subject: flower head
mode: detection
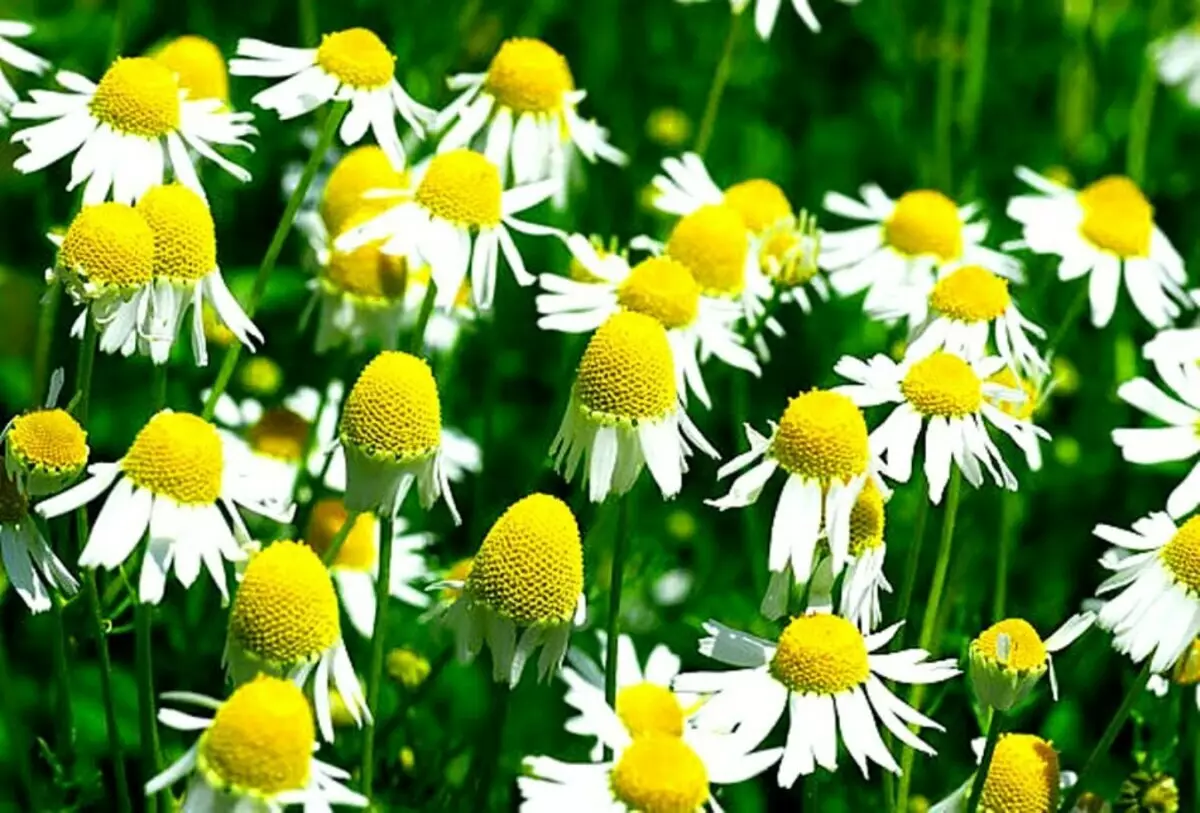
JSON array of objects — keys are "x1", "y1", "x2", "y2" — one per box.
[
  {"x1": 154, "y1": 35, "x2": 229, "y2": 103},
  {"x1": 3, "y1": 406, "x2": 88, "y2": 497},
  {"x1": 968, "y1": 614, "x2": 1092, "y2": 711}
]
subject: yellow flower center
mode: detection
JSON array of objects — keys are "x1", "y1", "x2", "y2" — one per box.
[
  {"x1": 198, "y1": 676, "x2": 314, "y2": 796},
  {"x1": 59, "y1": 203, "x2": 155, "y2": 293},
  {"x1": 7, "y1": 409, "x2": 89, "y2": 478},
  {"x1": 340, "y1": 351, "x2": 442, "y2": 463},
  {"x1": 988, "y1": 368, "x2": 1037, "y2": 421},
  {"x1": 772, "y1": 390, "x2": 870, "y2": 483},
  {"x1": 246, "y1": 408, "x2": 309, "y2": 463},
  {"x1": 615, "y1": 682, "x2": 685, "y2": 738},
  {"x1": 321, "y1": 145, "x2": 409, "y2": 236},
  {"x1": 901, "y1": 351, "x2": 983, "y2": 417},
  {"x1": 1160, "y1": 516, "x2": 1200, "y2": 594},
  {"x1": 575, "y1": 311, "x2": 676, "y2": 423},
  {"x1": 415, "y1": 149, "x2": 503, "y2": 229},
  {"x1": 665, "y1": 204, "x2": 749, "y2": 297},
  {"x1": 883, "y1": 190, "x2": 963, "y2": 261},
  {"x1": 325, "y1": 212, "x2": 409, "y2": 301},
  {"x1": 315, "y1": 28, "x2": 395, "y2": 90},
  {"x1": 609, "y1": 734, "x2": 709, "y2": 813},
  {"x1": 615, "y1": 257, "x2": 701, "y2": 330},
  {"x1": 306, "y1": 498, "x2": 377, "y2": 572},
  {"x1": 484, "y1": 38, "x2": 574, "y2": 114},
  {"x1": 979, "y1": 734, "x2": 1061, "y2": 813},
  {"x1": 136, "y1": 184, "x2": 217, "y2": 283},
  {"x1": 154, "y1": 35, "x2": 228, "y2": 102},
  {"x1": 769, "y1": 613, "x2": 870, "y2": 695},
  {"x1": 1078, "y1": 175, "x2": 1153, "y2": 258},
  {"x1": 230, "y1": 541, "x2": 340, "y2": 665},
  {"x1": 122, "y1": 411, "x2": 222, "y2": 504},
  {"x1": 849, "y1": 478, "x2": 886, "y2": 556},
  {"x1": 89, "y1": 57, "x2": 181, "y2": 138},
  {"x1": 1171, "y1": 638, "x2": 1200, "y2": 685},
  {"x1": 0, "y1": 472, "x2": 28, "y2": 524},
  {"x1": 723, "y1": 179, "x2": 792, "y2": 234},
  {"x1": 972, "y1": 618, "x2": 1048, "y2": 672},
  {"x1": 386, "y1": 648, "x2": 432, "y2": 688},
  {"x1": 467, "y1": 493, "x2": 582, "y2": 625},
  {"x1": 929, "y1": 265, "x2": 1010, "y2": 323}
]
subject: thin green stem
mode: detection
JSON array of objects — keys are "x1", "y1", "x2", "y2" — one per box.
[
  {"x1": 992, "y1": 491, "x2": 1019, "y2": 622},
  {"x1": 0, "y1": 623, "x2": 35, "y2": 809},
  {"x1": 134, "y1": 603, "x2": 163, "y2": 813},
  {"x1": 33, "y1": 279, "x2": 61, "y2": 403},
  {"x1": 321, "y1": 511, "x2": 361, "y2": 566},
  {"x1": 1126, "y1": 0, "x2": 1172, "y2": 186},
  {"x1": 84, "y1": 569, "x2": 132, "y2": 813},
  {"x1": 48, "y1": 594, "x2": 74, "y2": 757},
  {"x1": 604, "y1": 497, "x2": 632, "y2": 711},
  {"x1": 73, "y1": 317, "x2": 99, "y2": 424},
  {"x1": 299, "y1": 0, "x2": 318, "y2": 47},
  {"x1": 150, "y1": 364, "x2": 168, "y2": 413},
  {"x1": 409, "y1": 281, "x2": 439, "y2": 356},
  {"x1": 931, "y1": 0, "x2": 961, "y2": 191},
  {"x1": 966, "y1": 711, "x2": 1004, "y2": 812},
  {"x1": 361, "y1": 511, "x2": 396, "y2": 794},
  {"x1": 893, "y1": 471, "x2": 930, "y2": 649},
  {"x1": 694, "y1": 11, "x2": 741, "y2": 158},
  {"x1": 958, "y1": 0, "x2": 993, "y2": 154},
  {"x1": 1044, "y1": 283, "x2": 1090, "y2": 361}
]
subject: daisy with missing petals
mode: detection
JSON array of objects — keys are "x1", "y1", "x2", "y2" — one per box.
[
  {"x1": 1006, "y1": 168, "x2": 1189, "y2": 328},
  {"x1": 36, "y1": 409, "x2": 292, "y2": 604},
  {"x1": 0, "y1": 22, "x2": 48, "y2": 125},
  {"x1": 147, "y1": 675, "x2": 366, "y2": 811},
  {"x1": 442, "y1": 493, "x2": 585, "y2": 687},
  {"x1": 11, "y1": 56, "x2": 254, "y2": 204},
  {"x1": 2, "y1": 371, "x2": 89, "y2": 498},
  {"x1": 1152, "y1": 26, "x2": 1200, "y2": 108},
  {"x1": 967, "y1": 614, "x2": 1093, "y2": 711},
  {"x1": 230, "y1": 29, "x2": 431, "y2": 166},
  {"x1": 152, "y1": 35, "x2": 230, "y2": 106},
  {"x1": 225, "y1": 540, "x2": 369, "y2": 742},
  {"x1": 551, "y1": 311, "x2": 718, "y2": 503},
  {"x1": 675, "y1": 612, "x2": 959, "y2": 786},
  {"x1": 930, "y1": 734, "x2": 1075, "y2": 813},
  {"x1": 1112, "y1": 370, "x2": 1200, "y2": 518},
  {"x1": 0, "y1": 470, "x2": 78, "y2": 614}
]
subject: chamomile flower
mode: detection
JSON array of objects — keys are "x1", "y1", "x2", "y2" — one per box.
[
  {"x1": 442, "y1": 493, "x2": 585, "y2": 687},
  {"x1": 967, "y1": 614, "x2": 1094, "y2": 711},
  {"x1": 651, "y1": 153, "x2": 794, "y2": 236},
  {"x1": 1112, "y1": 372, "x2": 1200, "y2": 519},
  {"x1": 0, "y1": 470, "x2": 78, "y2": 613},
  {"x1": 36, "y1": 409, "x2": 293, "y2": 604},
  {"x1": 536, "y1": 238, "x2": 759, "y2": 408},
  {"x1": 551, "y1": 310, "x2": 718, "y2": 502},
  {"x1": 1153, "y1": 26, "x2": 1200, "y2": 107},
  {"x1": 1148, "y1": 637, "x2": 1200, "y2": 710},
  {"x1": 0, "y1": 22, "x2": 49, "y2": 125},
  {"x1": 929, "y1": 734, "x2": 1076, "y2": 813},
  {"x1": 1006, "y1": 168, "x2": 1190, "y2": 329},
  {"x1": 314, "y1": 144, "x2": 411, "y2": 238},
  {"x1": 675, "y1": 0, "x2": 857, "y2": 38},
  {"x1": 230, "y1": 29, "x2": 431, "y2": 167},
  {"x1": 675, "y1": 613, "x2": 959, "y2": 786},
  {"x1": 2, "y1": 371, "x2": 89, "y2": 497},
  {"x1": 146, "y1": 676, "x2": 367, "y2": 811},
  {"x1": 10, "y1": 56, "x2": 255, "y2": 204},
  {"x1": 153, "y1": 35, "x2": 229, "y2": 104},
  {"x1": 225, "y1": 540, "x2": 368, "y2": 742},
  {"x1": 759, "y1": 209, "x2": 825, "y2": 317}
]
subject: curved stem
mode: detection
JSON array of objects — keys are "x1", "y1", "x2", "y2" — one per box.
[
  {"x1": 1044, "y1": 282, "x2": 1090, "y2": 362},
  {"x1": 1126, "y1": 0, "x2": 1172, "y2": 186},
  {"x1": 33, "y1": 280, "x2": 61, "y2": 404},
  {"x1": 694, "y1": 11, "x2": 741, "y2": 158},
  {"x1": 49, "y1": 594, "x2": 74, "y2": 757},
  {"x1": 992, "y1": 491, "x2": 1018, "y2": 622},
  {"x1": 958, "y1": 0, "x2": 993, "y2": 154},
  {"x1": 409, "y1": 281, "x2": 438, "y2": 356},
  {"x1": 72, "y1": 317, "x2": 99, "y2": 425},
  {"x1": 361, "y1": 511, "x2": 396, "y2": 794},
  {"x1": 321, "y1": 511, "x2": 361, "y2": 566},
  {"x1": 965, "y1": 711, "x2": 1004, "y2": 812},
  {"x1": 85, "y1": 569, "x2": 132, "y2": 813}
]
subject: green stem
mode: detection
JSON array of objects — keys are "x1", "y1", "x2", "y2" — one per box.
[
  {"x1": 150, "y1": 364, "x2": 167, "y2": 413},
  {"x1": 893, "y1": 471, "x2": 930, "y2": 650},
  {"x1": 73, "y1": 316, "x2": 98, "y2": 424},
  {"x1": 803, "y1": 773, "x2": 819, "y2": 810},
  {"x1": 931, "y1": 0, "x2": 961, "y2": 191},
  {"x1": 694, "y1": 11, "x2": 741, "y2": 158},
  {"x1": 84, "y1": 569, "x2": 132, "y2": 813},
  {"x1": 298, "y1": 0, "x2": 318, "y2": 47},
  {"x1": 33, "y1": 279, "x2": 61, "y2": 404},
  {"x1": 1044, "y1": 283, "x2": 1090, "y2": 361},
  {"x1": 409, "y1": 282, "x2": 439, "y2": 356},
  {"x1": 958, "y1": 0, "x2": 993, "y2": 154},
  {"x1": 992, "y1": 491, "x2": 1018, "y2": 622},
  {"x1": 48, "y1": 594, "x2": 74, "y2": 756},
  {"x1": 107, "y1": 0, "x2": 133, "y2": 62},
  {"x1": 361, "y1": 511, "x2": 396, "y2": 794},
  {"x1": 134, "y1": 603, "x2": 163, "y2": 813},
  {"x1": 202, "y1": 101, "x2": 349, "y2": 421},
  {"x1": 0, "y1": 623, "x2": 35, "y2": 808},
  {"x1": 966, "y1": 711, "x2": 1004, "y2": 812},
  {"x1": 1126, "y1": 0, "x2": 1172, "y2": 186},
  {"x1": 321, "y1": 511, "x2": 361, "y2": 566},
  {"x1": 604, "y1": 497, "x2": 631, "y2": 712}
]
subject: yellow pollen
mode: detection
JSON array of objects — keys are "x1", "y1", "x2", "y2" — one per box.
[
  {"x1": 665, "y1": 204, "x2": 749, "y2": 297},
  {"x1": 467, "y1": 493, "x2": 582, "y2": 625},
  {"x1": 723, "y1": 179, "x2": 793, "y2": 234},
  {"x1": 884, "y1": 190, "x2": 963, "y2": 261},
  {"x1": 1078, "y1": 176, "x2": 1153, "y2": 258},
  {"x1": 988, "y1": 368, "x2": 1037, "y2": 422},
  {"x1": 325, "y1": 212, "x2": 409, "y2": 301},
  {"x1": 901, "y1": 351, "x2": 983, "y2": 417},
  {"x1": 972, "y1": 619, "x2": 1048, "y2": 672},
  {"x1": 321, "y1": 146, "x2": 409, "y2": 236},
  {"x1": 1171, "y1": 638, "x2": 1200, "y2": 685},
  {"x1": 849, "y1": 478, "x2": 886, "y2": 556},
  {"x1": 7, "y1": 409, "x2": 89, "y2": 477},
  {"x1": 230, "y1": 540, "x2": 340, "y2": 665},
  {"x1": 772, "y1": 390, "x2": 870, "y2": 483},
  {"x1": 770, "y1": 614, "x2": 870, "y2": 695},
  {"x1": 979, "y1": 733, "x2": 1061, "y2": 813},
  {"x1": 246, "y1": 408, "x2": 309, "y2": 462},
  {"x1": 315, "y1": 28, "x2": 395, "y2": 89},
  {"x1": 122, "y1": 411, "x2": 222, "y2": 504},
  {"x1": 306, "y1": 498, "x2": 377, "y2": 572},
  {"x1": 0, "y1": 472, "x2": 28, "y2": 524},
  {"x1": 575, "y1": 311, "x2": 676, "y2": 423},
  {"x1": 59, "y1": 203, "x2": 156, "y2": 293},
  {"x1": 615, "y1": 682, "x2": 685, "y2": 738},
  {"x1": 154, "y1": 35, "x2": 228, "y2": 102},
  {"x1": 198, "y1": 676, "x2": 314, "y2": 796},
  {"x1": 485, "y1": 38, "x2": 574, "y2": 114},
  {"x1": 609, "y1": 734, "x2": 709, "y2": 813},
  {"x1": 1160, "y1": 516, "x2": 1200, "y2": 594},
  {"x1": 929, "y1": 265, "x2": 1011, "y2": 323},
  {"x1": 340, "y1": 351, "x2": 442, "y2": 463},
  {"x1": 615, "y1": 257, "x2": 701, "y2": 330},
  {"x1": 89, "y1": 57, "x2": 181, "y2": 137},
  {"x1": 136, "y1": 184, "x2": 217, "y2": 283},
  {"x1": 415, "y1": 149, "x2": 503, "y2": 229}
]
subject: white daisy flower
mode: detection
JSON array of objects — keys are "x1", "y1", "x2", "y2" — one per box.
[
  {"x1": 1113, "y1": 370, "x2": 1200, "y2": 518},
  {"x1": 230, "y1": 29, "x2": 432, "y2": 167},
  {"x1": 0, "y1": 470, "x2": 78, "y2": 614},
  {"x1": 10, "y1": 56, "x2": 255, "y2": 204},
  {"x1": 967, "y1": 614, "x2": 1094, "y2": 711},
  {"x1": 151, "y1": 35, "x2": 230, "y2": 106},
  {"x1": 0, "y1": 21, "x2": 49, "y2": 125},
  {"x1": 2, "y1": 370, "x2": 89, "y2": 498},
  {"x1": 675, "y1": 0, "x2": 858, "y2": 38},
  {"x1": 1152, "y1": 26, "x2": 1200, "y2": 107},
  {"x1": 1006, "y1": 167, "x2": 1190, "y2": 329},
  {"x1": 674, "y1": 613, "x2": 959, "y2": 786},
  {"x1": 929, "y1": 734, "x2": 1076, "y2": 813}
]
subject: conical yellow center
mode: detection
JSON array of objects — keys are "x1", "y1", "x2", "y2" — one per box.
[
  {"x1": 615, "y1": 682, "x2": 685, "y2": 738},
  {"x1": 972, "y1": 619, "x2": 1047, "y2": 672},
  {"x1": 326, "y1": 212, "x2": 409, "y2": 301},
  {"x1": 415, "y1": 149, "x2": 503, "y2": 229},
  {"x1": 929, "y1": 265, "x2": 1010, "y2": 323},
  {"x1": 8, "y1": 409, "x2": 89, "y2": 476},
  {"x1": 198, "y1": 676, "x2": 314, "y2": 796},
  {"x1": 1078, "y1": 175, "x2": 1153, "y2": 258},
  {"x1": 246, "y1": 408, "x2": 309, "y2": 463},
  {"x1": 979, "y1": 734, "x2": 1061, "y2": 813},
  {"x1": 154, "y1": 35, "x2": 228, "y2": 102},
  {"x1": 988, "y1": 369, "x2": 1036, "y2": 422},
  {"x1": 723, "y1": 179, "x2": 792, "y2": 234},
  {"x1": 609, "y1": 734, "x2": 709, "y2": 813},
  {"x1": 89, "y1": 57, "x2": 181, "y2": 137},
  {"x1": 901, "y1": 351, "x2": 983, "y2": 417},
  {"x1": 306, "y1": 498, "x2": 377, "y2": 572},
  {"x1": 1160, "y1": 516, "x2": 1200, "y2": 593},
  {"x1": 467, "y1": 493, "x2": 582, "y2": 625},
  {"x1": 769, "y1": 614, "x2": 870, "y2": 695},
  {"x1": 321, "y1": 145, "x2": 409, "y2": 235},
  {"x1": 665, "y1": 204, "x2": 749, "y2": 297},
  {"x1": 230, "y1": 541, "x2": 340, "y2": 665},
  {"x1": 122, "y1": 411, "x2": 222, "y2": 504},
  {"x1": 615, "y1": 257, "x2": 701, "y2": 330},
  {"x1": 884, "y1": 190, "x2": 963, "y2": 261},
  {"x1": 340, "y1": 351, "x2": 442, "y2": 463},
  {"x1": 0, "y1": 472, "x2": 28, "y2": 524},
  {"x1": 1171, "y1": 638, "x2": 1200, "y2": 685},
  {"x1": 484, "y1": 38, "x2": 573, "y2": 114},
  {"x1": 849, "y1": 478, "x2": 886, "y2": 556},
  {"x1": 136, "y1": 184, "x2": 217, "y2": 283},
  {"x1": 576, "y1": 311, "x2": 676, "y2": 422},
  {"x1": 772, "y1": 390, "x2": 870, "y2": 482},
  {"x1": 315, "y1": 28, "x2": 395, "y2": 89},
  {"x1": 59, "y1": 203, "x2": 155, "y2": 292}
]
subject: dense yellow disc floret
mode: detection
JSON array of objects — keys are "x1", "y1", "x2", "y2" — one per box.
[
  {"x1": 849, "y1": 478, "x2": 886, "y2": 556},
  {"x1": 154, "y1": 35, "x2": 228, "y2": 102},
  {"x1": 609, "y1": 733, "x2": 709, "y2": 813},
  {"x1": 575, "y1": 311, "x2": 676, "y2": 422},
  {"x1": 136, "y1": 184, "x2": 217, "y2": 283},
  {"x1": 0, "y1": 472, "x2": 28, "y2": 524},
  {"x1": 769, "y1": 613, "x2": 870, "y2": 695},
  {"x1": 122, "y1": 411, "x2": 222, "y2": 504},
  {"x1": 972, "y1": 619, "x2": 1048, "y2": 672},
  {"x1": 7, "y1": 409, "x2": 89, "y2": 477},
  {"x1": 415, "y1": 149, "x2": 503, "y2": 228},
  {"x1": 978, "y1": 734, "x2": 1061, "y2": 813},
  {"x1": 929, "y1": 265, "x2": 1011, "y2": 323},
  {"x1": 321, "y1": 146, "x2": 408, "y2": 235},
  {"x1": 306, "y1": 498, "x2": 377, "y2": 571},
  {"x1": 1161, "y1": 516, "x2": 1200, "y2": 594},
  {"x1": 772, "y1": 390, "x2": 870, "y2": 482},
  {"x1": 485, "y1": 38, "x2": 573, "y2": 114},
  {"x1": 901, "y1": 351, "x2": 983, "y2": 417},
  {"x1": 615, "y1": 257, "x2": 701, "y2": 330},
  {"x1": 615, "y1": 682, "x2": 685, "y2": 738},
  {"x1": 665, "y1": 204, "x2": 749, "y2": 296},
  {"x1": 315, "y1": 28, "x2": 395, "y2": 89},
  {"x1": 89, "y1": 57, "x2": 181, "y2": 137},
  {"x1": 59, "y1": 203, "x2": 156, "y2": 293},
  {"x1": 340, "y1": 351, "x2": 442, "y2": 463},
  {"x1": 246, "y1": 408, "x2": 309, "y2": 462},
  {"x1": 723, "y1": 179, "x2": 792, "y2": 234},
  {"x1": 884, "y1": 190, "x2": 963, "y2": 261},
  {"x1": 1078, "y1": 176, "x2": 1152, "y2": 259}
]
